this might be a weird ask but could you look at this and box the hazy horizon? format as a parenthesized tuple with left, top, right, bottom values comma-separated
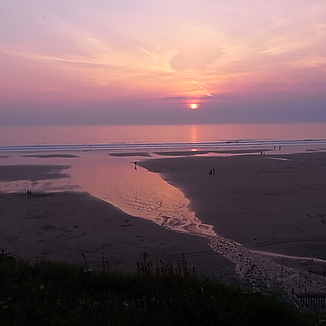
(1, 1, 326, 126)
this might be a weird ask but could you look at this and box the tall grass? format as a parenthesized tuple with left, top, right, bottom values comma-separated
(0, 251, 322, 325)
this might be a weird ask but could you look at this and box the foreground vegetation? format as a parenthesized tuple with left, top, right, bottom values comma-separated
(0, 251, 323, 326)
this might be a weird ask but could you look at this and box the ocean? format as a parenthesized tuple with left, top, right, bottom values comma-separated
(1, 123, 326, 152)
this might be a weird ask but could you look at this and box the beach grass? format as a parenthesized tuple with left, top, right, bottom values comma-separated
(0, 251, 322, 326)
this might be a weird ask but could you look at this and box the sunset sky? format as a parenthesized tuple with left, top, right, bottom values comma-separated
(1, 1, 326, 126)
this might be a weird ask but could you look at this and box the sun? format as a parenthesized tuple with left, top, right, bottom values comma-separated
(190, 103, 198, 110)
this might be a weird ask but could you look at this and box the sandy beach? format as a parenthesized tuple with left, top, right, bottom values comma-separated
(139, 152, 326, 292)
(1, 150, 326, 293)
(139, 152, 326, 258)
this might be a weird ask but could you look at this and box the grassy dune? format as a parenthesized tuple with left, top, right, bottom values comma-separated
(0, 252, 323, 326)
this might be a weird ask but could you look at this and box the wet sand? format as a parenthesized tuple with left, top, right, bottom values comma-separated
(153, 149, 272, 156)
(109, 152, 151, 157)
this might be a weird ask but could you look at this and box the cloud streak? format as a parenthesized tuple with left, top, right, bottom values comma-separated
(134, 43, 214, 97)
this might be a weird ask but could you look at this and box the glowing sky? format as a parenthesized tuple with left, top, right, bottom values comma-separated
(1, 1, 326, 126)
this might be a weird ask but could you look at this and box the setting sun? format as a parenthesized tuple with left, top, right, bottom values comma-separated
(190, 103, 198, 110)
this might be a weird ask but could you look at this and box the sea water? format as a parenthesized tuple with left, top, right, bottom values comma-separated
(1, 123, 326, 152)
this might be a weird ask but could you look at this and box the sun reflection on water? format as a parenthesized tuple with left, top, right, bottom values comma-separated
(69, 153, 216, 238)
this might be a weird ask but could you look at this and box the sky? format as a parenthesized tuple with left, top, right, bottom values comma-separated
(1, 0, 326, 126)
